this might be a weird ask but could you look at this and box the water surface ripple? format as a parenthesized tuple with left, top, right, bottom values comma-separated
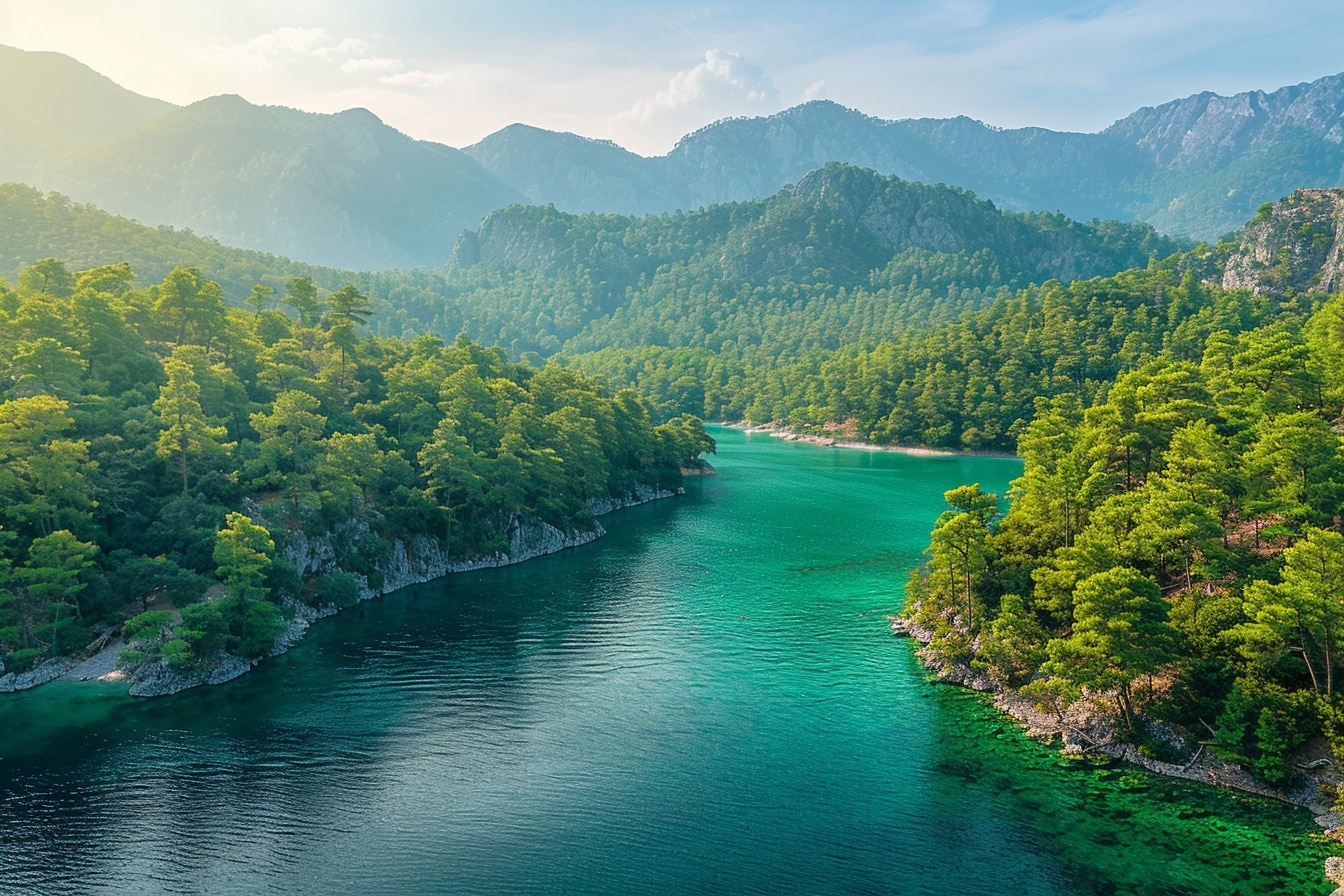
(0, 428, 1330, 895)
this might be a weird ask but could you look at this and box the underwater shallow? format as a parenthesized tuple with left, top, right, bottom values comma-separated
(0, 428, 1329, 895)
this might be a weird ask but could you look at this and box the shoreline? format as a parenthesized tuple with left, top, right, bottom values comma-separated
(723, 422, 1019, 460)
(2, 486, 684, 699)
(892, 617, 1344, 888)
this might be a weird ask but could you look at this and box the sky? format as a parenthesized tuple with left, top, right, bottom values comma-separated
(4, 0, 1344, 156)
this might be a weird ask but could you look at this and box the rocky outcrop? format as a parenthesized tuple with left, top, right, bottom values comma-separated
(128, 653, 253, 698)
(123, 487, 683, 698)
(893, 608, 1344, 887)
(1107, 74, 1344, 170)
(1222, 188, 1344, 295)
(0, 657, 78, 693)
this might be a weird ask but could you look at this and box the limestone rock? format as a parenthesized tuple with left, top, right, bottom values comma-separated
(0, 657, 77, 693)
(1222, 189, 1344, 296)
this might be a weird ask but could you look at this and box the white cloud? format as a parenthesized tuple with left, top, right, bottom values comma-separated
(626, 49, 778, 122)
(610, 49, 780, 151)
(222, 27, 356, 72)
(802, 80, 827, 102)
(218, 27, 412, 89)
(342, 57, 404, 75)
(378, 70, 450, 90)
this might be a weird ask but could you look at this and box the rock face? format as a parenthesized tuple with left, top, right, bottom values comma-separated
(128, 654, 253, 698)
(1222, 188, 1344, 295)
(123, 487, 682, 698)
(1106, 74, 1344, 170)
(0, 657, 77, 693)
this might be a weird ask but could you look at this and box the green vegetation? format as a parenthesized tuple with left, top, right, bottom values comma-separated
(0, 259, 712, 678)
(906, 278, 1344, 788)
(7, 168, 1344, 798)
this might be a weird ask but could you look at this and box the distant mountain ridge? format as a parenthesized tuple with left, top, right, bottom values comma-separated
(465, 75, 1344, 242)
(0, 45, 526, 269)
(4, 43, 1344, 268)
(0, 44, 176, 173)
(24, 94, 525, 270)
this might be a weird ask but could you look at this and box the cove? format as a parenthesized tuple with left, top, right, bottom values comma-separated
(0, 427, 1330, 895)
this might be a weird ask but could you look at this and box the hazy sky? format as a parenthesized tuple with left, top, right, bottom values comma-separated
(4, 0, 1344, 155)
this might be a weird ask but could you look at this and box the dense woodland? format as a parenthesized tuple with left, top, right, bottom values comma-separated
(8, 170, 1344, 794)
(905, 275, 1344, 785)
(0, 259, 712, 677)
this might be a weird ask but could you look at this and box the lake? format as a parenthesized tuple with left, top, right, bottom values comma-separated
(0, 427, 1329, 895)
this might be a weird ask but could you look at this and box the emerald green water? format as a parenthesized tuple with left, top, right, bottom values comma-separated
(0, 428, 1330, 894)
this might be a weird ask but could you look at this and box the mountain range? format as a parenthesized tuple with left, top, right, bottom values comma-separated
(4, 43, 1344, 269)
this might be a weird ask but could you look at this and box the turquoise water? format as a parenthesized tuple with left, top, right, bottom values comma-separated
(0, 428, 1330, 895)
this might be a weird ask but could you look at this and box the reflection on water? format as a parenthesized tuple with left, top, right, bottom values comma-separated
(0, 429, 1331, 895)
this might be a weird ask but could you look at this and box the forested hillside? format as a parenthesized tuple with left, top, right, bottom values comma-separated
(0, 169, 1181, 372)
(0, 259, 711, 682)
(906, 189, 1344, 787)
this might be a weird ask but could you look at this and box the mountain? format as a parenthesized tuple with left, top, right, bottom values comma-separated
(464, 124, 677, 216)
(23, 94, 526, 271)
(0, 165, 1179, 360)
(0, 181, 352, 300)
(464, 76, 1344, 241)
(7, 43, 1344, 267)
(0, 44, 176, 175)
(428, 163, 1183, 362)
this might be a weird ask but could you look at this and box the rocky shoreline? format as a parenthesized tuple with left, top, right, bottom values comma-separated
(3, 486, 682, 699)
(892, 616, 1344, 893)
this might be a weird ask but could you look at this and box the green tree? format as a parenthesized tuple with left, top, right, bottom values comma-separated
(154, 354, 231, 495)
(0, 396, 95, 538)
(1042, 566, 1174, 730)
(9, 338, 87, 399)
(213, 512, 273, 603)
(1239, 528, 1344, 696)
(16, 258, 75, 297)
(284, 277, 322, 325)
(154, 267, 227, 348)
(326, 284, 373, 388)
(248, 389, 327, 483)
(245, 283, 276, 316)
(16, 530, 98, 656)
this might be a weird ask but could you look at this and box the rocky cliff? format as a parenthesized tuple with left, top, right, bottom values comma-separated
(124, 486, 681, 698)
(1221, 188, 1344, 296)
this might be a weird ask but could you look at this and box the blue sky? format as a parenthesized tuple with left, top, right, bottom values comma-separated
(4, 0, 1344, 155)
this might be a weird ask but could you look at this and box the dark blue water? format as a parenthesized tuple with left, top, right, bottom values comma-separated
(0, 429, 1329, 894)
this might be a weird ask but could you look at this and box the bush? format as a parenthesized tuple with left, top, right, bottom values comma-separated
(161, 638, 195, 671)
(2, 647, 45, 674)
(234, 598, 285, 659)
(123, 610, 174, 644)
(314, 570, 362, 608)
